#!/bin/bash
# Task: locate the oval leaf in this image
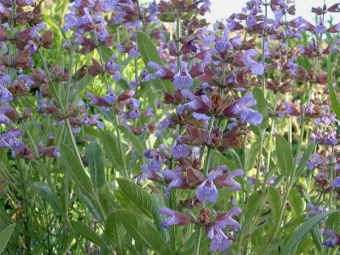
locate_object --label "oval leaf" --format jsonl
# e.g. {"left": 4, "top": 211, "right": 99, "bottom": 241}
{"left": 71, "top": 221, "right": 108, "bottom": 249}
{"left": 117, "top": 178, "right": 152, "bottom": 218}
{"left": 118, "top": 125, "right": 146, "bottom": 158}
{"left": 85, "top": 141, "right": 105, "bottom": 188}
{"left": 100, "top": 130, "right": 125, "bottom": 174}
{"left": 0, "top": 224, "right": 16, "bottom": 253}
{"left": 268, "top": 186, "right": 281, "bottom": 222}
{"left": 60, "top": 144, "right": 92, "bottom": 192}
{"left": 116, "top": 209, "right": 172, "bottom": 254}
{"left": 276, "top": 135, "right": 294, "bottom": 176}
{"left": 33, "top": 182, "right": 63, "bottom": 214}
{"left": 105, "top": 212, "right": 126, "bottom": 254}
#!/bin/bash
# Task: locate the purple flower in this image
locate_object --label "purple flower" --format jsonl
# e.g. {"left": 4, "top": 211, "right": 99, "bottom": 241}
{"left": 173, "top": 62, "right": 194, "bottom": 90}
{"left": 148, "top": 159, "right": 162, "bottom": 172}
{"left": 323, "top": 229, "right": 340, "bottom": 248}
{"left": 43, "top": 146, "right": 60, "bottom": 158}
{"left": 223, "top": 94, "right": 263, "bottom": 126}
{"left": 147, "top": 62, "right": 174, "bottom": 79}
{"left": 172, "top": 143, "right": 191, "bottom": 160}
{"left": 215, "top": 27, "right": 232, "bottom": 53}
{"left": 214, "top": 207, "right": 242, "bottom": 230}
{"left": 102, "top": 88, "right": 117, "bottom": 104}
{"left": 214, "top": 168, "right": 244, "bottom": 192}
{"left": 306, "top": 203, "right": 324, "bottom": 218}
{"left": 332, "top": 177, "right": 340, "bottom": 189}
{"left": 241, "top": 49, "right": 264, "bottom": 75}
{"left": 314, "top": 19, "right": 326, "bottom": 34}
{"left": 63, "top": 14, "right": 78, "bottom": 31}
{"left": 208, "top": 228, "right": 231, "bottom": 253}
{"left": 0, "top": 129, "right": 26, "bottom": 157}
{"left": 162, "top": 169, "right": 189, "bottom": 197}
{"left": 196, "top": 171, "right": 219, "bottom": 203}
{"left": 159, "top": 207, "right": 191, "bottom": 230}
{"left": 0, "top": 75, "right": 13, "bottom": 103}
{"left": 277, "top": 102, "right": 300, "bottom": 118}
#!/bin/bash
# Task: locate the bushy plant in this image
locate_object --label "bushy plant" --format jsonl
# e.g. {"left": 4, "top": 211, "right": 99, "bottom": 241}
{"left": 1, "top": 0, "right": 340, "bottom": 254}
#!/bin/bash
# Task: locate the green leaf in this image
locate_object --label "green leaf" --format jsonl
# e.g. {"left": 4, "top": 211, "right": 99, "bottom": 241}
{"left": 72, "top": 74, "right": 94, "bottom": 104}
{"left": 281, "top": 210, "right": 338, "bottom": 255}
{"left": 151, "top": 194, "right": 167, "bottom": 240}
{"left": 78, "top": 189, "right": 104, "bottom": 223}
{"left": 289, "top": 188, "right": 304, "bottom": 217}
{"left": 245, "top": 142, "right": 259, "bottom": 171}
{"left": 105, "top": 212, "right": 126, "bottom": 253}
{"left": 0, "top": 224, "right": 16, "bottom": 253}
{"left": 310, "top": 227, "right": 322, "bottom": 252}
{"left": 85, "top": 141, "right": 105, "bottom": 188}
{"left": 327, "top": 40, "right": 340, "bottom": 120}
{"left": 136, "top": 32, "right": 173, "bottom": 92}
{"left": 276, "top": 135, "right": 294, "bottom": 176}
{"left": 117, "top": 178, "right": 152, "bottom": 218}
{"left": 118, "top": 125, "right": 146, "bottom": 158}
{"left": 116, "top": 209, "right": 172, "bottom": 254}
{"left": 60, "top": 144, "right": 92, "bottom": 193}
{"left": 177, "top": 232, "right": 210, "bottom": 255}
{"left": 251, "top": 87, "right": 269, "bottom": 135}
{"left": 100, "top": 130, "right": 125, "bottom": 174}
{"left": 240, "top": 191, "right": 267, "bottom": 238}
{"left": 212, "top": 151, "right": 237, "bottom": 170}
{"left": 33, "top": 182, "right": 63, "bottom": 214}
{"left": 267, "top": 186, "right": 281, "bottom": 223}
{"left": 295, "top": 141, "right": 315, "bottom": 177}
{"left": 116, "top": 78, "right": 130, "bottom": 91}
{"left": 325, "top": 212, "right": 340, "bottom": 233}
{"left": 71, "top": 221, "right": 108, "bottom": 249}
{"left": 83, "top": 125, "right": 100, "bottom": 139}
{"left": 228, "top": 149, "right": 243, "bottom": 169}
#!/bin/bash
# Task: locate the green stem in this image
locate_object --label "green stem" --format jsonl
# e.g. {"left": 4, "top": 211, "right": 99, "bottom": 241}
{"left": 329, "top": 145, "right": 335, "bottom": 210}
{"left": 194, "top": 118, "right": 214, "bottom": 255}
{"left": 176, "top": 11, "right": 182, "bottom": 70}
{"left": 93, "top": 31, "right": 129, "bottom": 179}
{"left": 254, "top": 134, "right": 263, "bottom": 191}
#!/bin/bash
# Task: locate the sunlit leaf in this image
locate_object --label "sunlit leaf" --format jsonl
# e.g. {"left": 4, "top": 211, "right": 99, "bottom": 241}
{"left": 0, "top": 224, "right": 16, "bottom": 253}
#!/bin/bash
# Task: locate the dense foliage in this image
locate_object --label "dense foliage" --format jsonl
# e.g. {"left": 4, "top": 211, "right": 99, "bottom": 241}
{"left": 1, "top": 0, "right": 340, "bottom": 254}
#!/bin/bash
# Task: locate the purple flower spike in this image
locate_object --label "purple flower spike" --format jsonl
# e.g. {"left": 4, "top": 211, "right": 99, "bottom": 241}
{"left": 197, "top": 172, "right": 219, "bottom": 203}
{"left": 209, "top": 228, "right": 231, "bottom": 253}
{"left": 323, "top": 229, "right": 340, "bottom": 248}
{"left": 173, "top": 62, "right": 194, "bottom": 90}
{"left": 159, "top": 207, "right": 191, "bottom": 230}
{"left": 241, "top": 49, "right": 264, "bottom": 75}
